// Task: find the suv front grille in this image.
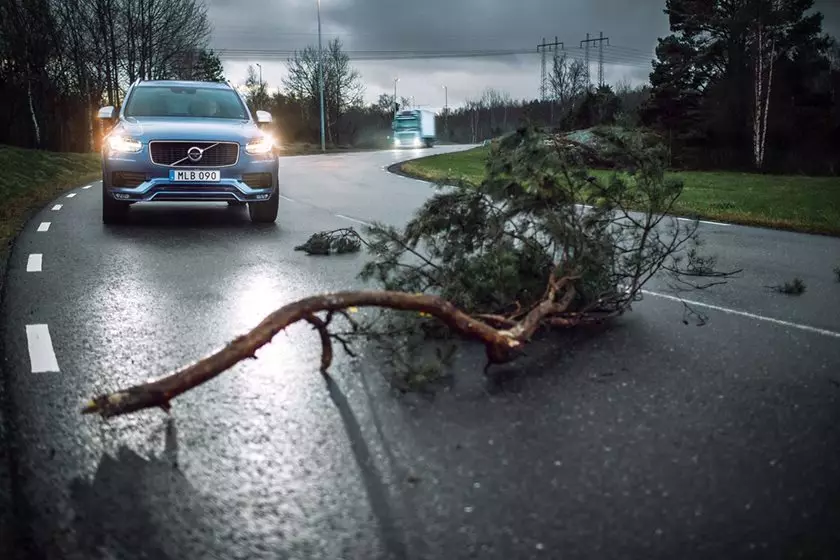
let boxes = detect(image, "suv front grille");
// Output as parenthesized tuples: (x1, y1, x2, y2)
(150, 141, 239, 167)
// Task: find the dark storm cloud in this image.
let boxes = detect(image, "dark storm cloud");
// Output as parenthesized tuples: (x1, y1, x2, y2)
(207, 0, 665, 106)
(208, 0, 667, 53)
(206, 0, 839, 109)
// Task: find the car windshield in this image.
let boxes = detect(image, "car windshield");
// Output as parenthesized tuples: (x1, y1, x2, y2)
(124, 85, 249, 120)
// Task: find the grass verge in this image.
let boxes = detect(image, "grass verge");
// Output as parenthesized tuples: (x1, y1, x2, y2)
(0, 145, 100, 273)
(399, 147, 840, 236)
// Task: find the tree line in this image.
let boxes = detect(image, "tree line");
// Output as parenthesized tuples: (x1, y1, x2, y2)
(0, 0, 223, 152)
(642, 0, 840, 175)
(245, 43, 650, 150)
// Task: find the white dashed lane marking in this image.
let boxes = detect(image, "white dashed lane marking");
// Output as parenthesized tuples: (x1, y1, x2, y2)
(52, 204, 62, 211)
(26, 254, 43, 272)
(37, 222, 50, 232)
(25, 324, 60, 373)
(82, 184, 92, 189)
(66, 193, 77, 198)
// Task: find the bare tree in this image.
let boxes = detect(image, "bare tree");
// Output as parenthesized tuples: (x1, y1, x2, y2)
(243, 64, 269, 111)
(550, 52, 587, 120)
(480, 87, 513, 133)
(283, 38, 364, 145)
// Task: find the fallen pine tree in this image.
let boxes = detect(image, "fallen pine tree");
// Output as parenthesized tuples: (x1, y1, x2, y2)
(83, 126, 738, 418)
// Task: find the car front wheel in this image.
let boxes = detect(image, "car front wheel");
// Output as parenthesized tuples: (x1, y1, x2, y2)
(102, 179, 129, 224)
(248, 189, 278, 223)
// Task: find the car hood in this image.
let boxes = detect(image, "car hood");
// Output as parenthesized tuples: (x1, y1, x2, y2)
(117, 117, 261, 143)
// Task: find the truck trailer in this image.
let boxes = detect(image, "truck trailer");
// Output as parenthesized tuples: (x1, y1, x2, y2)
(392, 109, 436, 148)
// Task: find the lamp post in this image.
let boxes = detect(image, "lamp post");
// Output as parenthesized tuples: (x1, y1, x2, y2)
(443, 85, 448, 138)
(393, 77, 399, 114)
(255, 63, 262, 109)
(317, 0, 326, 152)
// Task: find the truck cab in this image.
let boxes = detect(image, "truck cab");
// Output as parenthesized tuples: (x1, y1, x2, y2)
(392, 109, 436, 148)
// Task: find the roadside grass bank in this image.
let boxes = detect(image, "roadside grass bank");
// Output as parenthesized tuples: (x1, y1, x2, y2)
(397, 147, 840, 236)
(0, 145, 100, 272)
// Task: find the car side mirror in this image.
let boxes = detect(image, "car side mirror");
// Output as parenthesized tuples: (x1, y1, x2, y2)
(97, 106, 115, 120)
(255, 110, 272, 124)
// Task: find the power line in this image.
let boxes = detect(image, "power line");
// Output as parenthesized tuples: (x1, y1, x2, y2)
(214, 46, 655, 67)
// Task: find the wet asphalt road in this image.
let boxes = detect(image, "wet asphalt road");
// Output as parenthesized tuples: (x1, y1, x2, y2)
(2, 145, 840, 559)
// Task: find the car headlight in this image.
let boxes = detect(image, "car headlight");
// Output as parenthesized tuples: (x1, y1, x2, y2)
(107, 134, 142, 153)
(246, 135, 275, 155)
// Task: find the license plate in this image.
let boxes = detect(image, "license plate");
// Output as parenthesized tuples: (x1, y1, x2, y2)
(169, 169, 220, 182)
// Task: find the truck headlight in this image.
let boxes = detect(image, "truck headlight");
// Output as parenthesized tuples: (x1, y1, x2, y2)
(413, 137, 421, 147)
(107, 134, 142, 153)
(246, 134, 275, 155)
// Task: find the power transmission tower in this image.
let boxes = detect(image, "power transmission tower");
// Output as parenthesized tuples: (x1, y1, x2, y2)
(580, 32, 609, 88)
(537, 36, 563, 101)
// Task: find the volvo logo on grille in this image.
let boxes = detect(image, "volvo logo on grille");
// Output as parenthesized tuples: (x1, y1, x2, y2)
(187, 146, 203, 162)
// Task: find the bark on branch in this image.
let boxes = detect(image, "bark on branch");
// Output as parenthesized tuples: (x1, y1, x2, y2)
(82, 283, 578, 419)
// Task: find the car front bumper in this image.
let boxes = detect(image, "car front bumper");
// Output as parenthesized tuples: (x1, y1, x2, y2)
(103, 151, 278, 203)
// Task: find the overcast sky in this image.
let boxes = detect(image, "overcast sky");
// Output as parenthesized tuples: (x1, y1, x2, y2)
(207, 0, 840, 112)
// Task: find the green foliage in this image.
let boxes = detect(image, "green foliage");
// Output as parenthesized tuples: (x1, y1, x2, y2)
(308, 125, 734, 391)
(361, 123, 719, 326)
(295, 228, 362, 255)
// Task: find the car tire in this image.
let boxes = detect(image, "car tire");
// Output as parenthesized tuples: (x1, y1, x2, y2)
(102, 180, 129, 224)
(248, 189, 278, 223)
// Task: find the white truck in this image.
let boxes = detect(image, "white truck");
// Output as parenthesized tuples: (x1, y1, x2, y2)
(392, 109, 436, 148)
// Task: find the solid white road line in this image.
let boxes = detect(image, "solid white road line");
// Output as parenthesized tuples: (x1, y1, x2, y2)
(335, 214, 373, 227)
(37, 222, 50, 232)
(279, 194, 295, 202)
(643, 290, 840, 339)
(25, 325, 60, 373)
(66, 193, 77, 198)
(26, 254, 43, 272)
(82, 184, 92, 189)
(52, 204, 62, 211)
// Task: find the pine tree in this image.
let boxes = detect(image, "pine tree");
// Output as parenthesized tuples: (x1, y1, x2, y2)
(195, 49, 225, 82)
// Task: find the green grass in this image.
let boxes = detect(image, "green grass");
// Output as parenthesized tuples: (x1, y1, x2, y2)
(400, 147, 840, 236)
(0, 145, 100, 260)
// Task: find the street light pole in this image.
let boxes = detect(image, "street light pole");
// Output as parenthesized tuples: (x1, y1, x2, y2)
(255, 63, 262, 109)
(443, 85, 448, 138)
(393, 77, 399, 114)
(317, 0, 326, 152)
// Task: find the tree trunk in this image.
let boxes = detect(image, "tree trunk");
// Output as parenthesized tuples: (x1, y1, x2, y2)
(759, 39, 776, 169)
(752, 24, 764, 169)
(28, 79, 41, 147)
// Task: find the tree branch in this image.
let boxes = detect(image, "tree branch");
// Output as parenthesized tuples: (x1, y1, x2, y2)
(82, 289, 556, 419)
